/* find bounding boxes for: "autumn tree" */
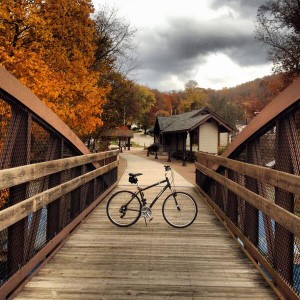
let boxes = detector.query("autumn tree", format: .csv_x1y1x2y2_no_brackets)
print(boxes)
0,0,108,137
256,0,300,76
99,71,140,129
151,90,172,116
42,0,109,137
0,0,59,98
169,90,184,114
181,80,208,112
208,93,243,126
136,85,156,133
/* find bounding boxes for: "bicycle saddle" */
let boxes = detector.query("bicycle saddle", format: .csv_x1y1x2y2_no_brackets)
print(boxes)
128,173,143,177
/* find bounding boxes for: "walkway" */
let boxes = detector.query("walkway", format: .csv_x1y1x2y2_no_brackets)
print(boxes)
15,153,276,299
131,132,154,147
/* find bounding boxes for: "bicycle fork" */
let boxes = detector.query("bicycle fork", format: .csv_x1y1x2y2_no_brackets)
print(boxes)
172,193,181,211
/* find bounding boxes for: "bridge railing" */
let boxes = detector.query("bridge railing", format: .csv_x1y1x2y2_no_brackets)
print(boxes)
196,94,300,299
0,150,119,299
0,68,119,298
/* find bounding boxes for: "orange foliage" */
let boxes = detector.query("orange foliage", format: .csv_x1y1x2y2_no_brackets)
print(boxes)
0,189,9,210
0,100,11,153
0,0,108,137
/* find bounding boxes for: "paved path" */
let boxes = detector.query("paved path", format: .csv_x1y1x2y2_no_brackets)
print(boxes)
15,154,277,299
131,132,154,147
118,153,193,187
126,148,197,186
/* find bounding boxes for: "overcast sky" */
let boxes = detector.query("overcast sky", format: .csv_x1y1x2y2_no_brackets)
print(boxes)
92,0,271,91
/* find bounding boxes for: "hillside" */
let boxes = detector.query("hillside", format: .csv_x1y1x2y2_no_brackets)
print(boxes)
150,73,294,127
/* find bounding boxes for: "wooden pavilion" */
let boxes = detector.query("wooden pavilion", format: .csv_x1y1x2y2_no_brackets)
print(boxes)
101,128,134,152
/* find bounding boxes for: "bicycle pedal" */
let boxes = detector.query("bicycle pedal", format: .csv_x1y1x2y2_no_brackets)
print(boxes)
149,217,153,222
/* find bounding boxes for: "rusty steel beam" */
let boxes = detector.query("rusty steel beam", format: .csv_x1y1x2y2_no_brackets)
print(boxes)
222,78,300,161
0,67,90,156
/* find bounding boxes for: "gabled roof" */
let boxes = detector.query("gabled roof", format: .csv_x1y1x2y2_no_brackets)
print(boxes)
156,107,235,134
157,114,179,131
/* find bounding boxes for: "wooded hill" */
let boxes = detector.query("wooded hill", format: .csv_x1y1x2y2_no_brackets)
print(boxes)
149,73,293,128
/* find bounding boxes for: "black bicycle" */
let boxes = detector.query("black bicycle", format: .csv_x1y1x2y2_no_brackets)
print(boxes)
106,165,198,228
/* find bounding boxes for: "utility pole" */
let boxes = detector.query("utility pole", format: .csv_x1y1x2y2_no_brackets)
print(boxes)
123,106,126,127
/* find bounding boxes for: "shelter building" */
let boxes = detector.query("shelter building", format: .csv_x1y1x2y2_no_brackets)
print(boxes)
153,107,235,160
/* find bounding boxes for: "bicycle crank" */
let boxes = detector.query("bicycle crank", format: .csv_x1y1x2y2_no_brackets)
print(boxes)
141,206,153,225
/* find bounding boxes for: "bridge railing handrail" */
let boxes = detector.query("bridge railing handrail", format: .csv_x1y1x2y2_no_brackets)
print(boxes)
197,152,300,195
0,150,119,299
196,153,300,237
0,67,121,299
0,149,119,190
0,155,119,232
196,151,300,300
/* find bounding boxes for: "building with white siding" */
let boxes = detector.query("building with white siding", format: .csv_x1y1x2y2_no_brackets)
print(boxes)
153,107,235,161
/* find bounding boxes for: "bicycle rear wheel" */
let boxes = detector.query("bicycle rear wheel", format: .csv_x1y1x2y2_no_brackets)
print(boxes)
162,192,198,228
106,190,141,227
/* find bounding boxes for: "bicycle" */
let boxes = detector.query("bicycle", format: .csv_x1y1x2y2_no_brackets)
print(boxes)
106,165,198,228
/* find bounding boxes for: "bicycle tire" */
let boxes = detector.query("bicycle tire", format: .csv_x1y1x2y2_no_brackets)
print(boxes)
106,190,142,227
162,192,198,228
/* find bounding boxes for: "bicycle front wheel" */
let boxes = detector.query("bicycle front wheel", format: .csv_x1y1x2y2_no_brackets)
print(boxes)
162,192,198,228
106,191,141,227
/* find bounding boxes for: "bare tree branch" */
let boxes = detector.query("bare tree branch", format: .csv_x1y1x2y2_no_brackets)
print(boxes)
255,0,300,75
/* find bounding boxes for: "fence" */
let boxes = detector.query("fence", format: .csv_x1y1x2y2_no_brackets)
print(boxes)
196,78,300,299
0,67,119,299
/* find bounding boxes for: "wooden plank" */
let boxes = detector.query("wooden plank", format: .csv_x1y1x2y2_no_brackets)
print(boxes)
195,162,300,238
0,150,119,190
14,186,277,300
0,183,116,300
196,152,300,195
196,185,297,300
0,161,118,231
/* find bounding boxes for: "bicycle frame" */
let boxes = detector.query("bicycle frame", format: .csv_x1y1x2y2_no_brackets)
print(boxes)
125,175,172,209
107,167,197,228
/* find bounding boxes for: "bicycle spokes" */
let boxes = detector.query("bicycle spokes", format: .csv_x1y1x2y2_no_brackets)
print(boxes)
163,192,198,228
106,191,142,227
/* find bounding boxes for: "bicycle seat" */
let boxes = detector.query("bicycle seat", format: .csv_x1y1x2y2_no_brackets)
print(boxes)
128,173,143,177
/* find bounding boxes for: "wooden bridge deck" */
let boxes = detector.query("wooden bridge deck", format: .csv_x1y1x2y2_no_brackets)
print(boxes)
14,155,277,299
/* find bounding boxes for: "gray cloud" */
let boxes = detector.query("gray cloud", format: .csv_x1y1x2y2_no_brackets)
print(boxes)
131,0,271,90
137,16,268,74
210,0,266,16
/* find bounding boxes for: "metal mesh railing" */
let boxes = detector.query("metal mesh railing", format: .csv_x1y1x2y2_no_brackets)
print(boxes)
0,88,119,298
196,101,300,299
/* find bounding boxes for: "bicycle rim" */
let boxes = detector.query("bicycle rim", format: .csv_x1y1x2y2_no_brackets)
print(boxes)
106,191,141,227
162,192,198,228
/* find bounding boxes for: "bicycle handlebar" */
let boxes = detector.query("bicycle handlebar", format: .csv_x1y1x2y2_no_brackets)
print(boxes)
164,165,171,171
